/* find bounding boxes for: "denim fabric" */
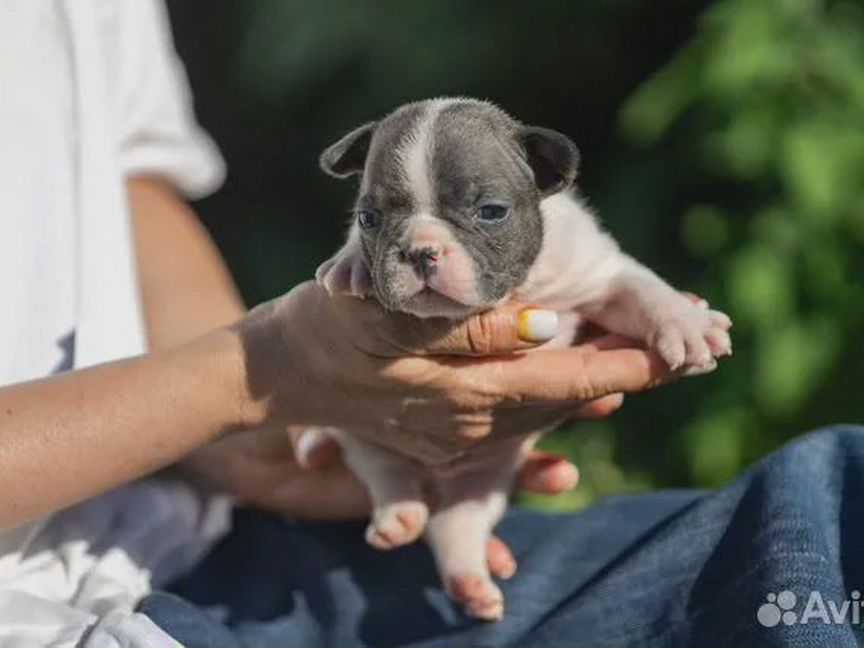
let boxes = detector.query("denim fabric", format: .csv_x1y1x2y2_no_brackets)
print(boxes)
141,426,864,647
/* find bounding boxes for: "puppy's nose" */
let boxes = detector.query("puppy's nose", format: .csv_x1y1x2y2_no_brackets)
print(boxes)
398,244,441,278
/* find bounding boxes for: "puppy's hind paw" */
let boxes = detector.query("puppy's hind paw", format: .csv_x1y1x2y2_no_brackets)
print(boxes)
447,574,505,622
365,501,429,550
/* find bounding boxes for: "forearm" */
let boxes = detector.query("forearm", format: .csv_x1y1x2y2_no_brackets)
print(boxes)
130,176,245,350
0,328,248,530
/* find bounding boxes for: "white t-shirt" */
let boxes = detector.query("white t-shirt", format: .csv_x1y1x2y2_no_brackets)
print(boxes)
0,1,230,645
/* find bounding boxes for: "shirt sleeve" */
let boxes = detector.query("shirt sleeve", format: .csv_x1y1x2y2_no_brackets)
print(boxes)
101,0,226,199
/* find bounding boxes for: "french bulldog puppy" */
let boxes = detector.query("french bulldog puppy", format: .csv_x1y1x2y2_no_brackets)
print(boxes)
313,98,732,621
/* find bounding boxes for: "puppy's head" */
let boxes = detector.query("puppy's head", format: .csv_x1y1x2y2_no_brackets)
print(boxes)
320,98,579,318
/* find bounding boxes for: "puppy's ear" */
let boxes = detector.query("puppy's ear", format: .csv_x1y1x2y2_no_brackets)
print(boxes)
517,126,580,196
319,121,378,179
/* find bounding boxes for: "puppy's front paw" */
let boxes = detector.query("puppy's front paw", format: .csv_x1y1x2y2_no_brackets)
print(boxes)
447,573,504,621
365,501,429,550
650,301,732,372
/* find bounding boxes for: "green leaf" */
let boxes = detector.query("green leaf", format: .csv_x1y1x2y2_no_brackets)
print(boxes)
754,318,841,417
683,205,731,257
781,123,864,219
619,42,705,146
683,408,753,486
728,246,795,328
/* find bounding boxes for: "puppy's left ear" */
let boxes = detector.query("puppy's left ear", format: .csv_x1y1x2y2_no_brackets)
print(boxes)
517,126,580,196
320,121,378,179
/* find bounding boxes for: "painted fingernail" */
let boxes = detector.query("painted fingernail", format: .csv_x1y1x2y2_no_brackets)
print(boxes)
697,299,710,310
517,309,559,342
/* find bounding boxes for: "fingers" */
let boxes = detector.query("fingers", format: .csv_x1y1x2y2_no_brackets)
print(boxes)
350,297,561,357
266,468,371,519
421,305,562,356
486,536,517,579
575,334,638,353
573,393,624,419
484,345,676,405
517,451,579,493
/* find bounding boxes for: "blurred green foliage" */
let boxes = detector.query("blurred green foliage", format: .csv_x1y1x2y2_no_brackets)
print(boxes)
168,0,863,507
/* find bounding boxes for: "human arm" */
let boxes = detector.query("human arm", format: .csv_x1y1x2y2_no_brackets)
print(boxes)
127,174,598,514
0,328,246,530
130,176,245,349
0,274,675,531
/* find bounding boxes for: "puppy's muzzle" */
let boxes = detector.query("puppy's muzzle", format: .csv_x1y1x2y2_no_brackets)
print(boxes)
399,244,441,280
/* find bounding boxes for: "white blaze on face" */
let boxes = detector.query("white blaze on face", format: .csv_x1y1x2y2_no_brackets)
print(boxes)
398,99,450,212
393,100,483,308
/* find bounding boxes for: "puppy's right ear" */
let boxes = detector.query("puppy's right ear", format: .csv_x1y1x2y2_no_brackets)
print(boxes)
319,121,378,179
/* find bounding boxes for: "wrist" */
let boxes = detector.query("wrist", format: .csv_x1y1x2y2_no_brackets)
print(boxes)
224,298,313,430
176,326,260,436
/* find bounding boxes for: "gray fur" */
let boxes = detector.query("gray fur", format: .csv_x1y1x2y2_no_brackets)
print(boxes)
320,98,580,312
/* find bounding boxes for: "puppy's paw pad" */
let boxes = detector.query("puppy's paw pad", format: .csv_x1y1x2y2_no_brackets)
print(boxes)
365,502,428,550
447,574,504,622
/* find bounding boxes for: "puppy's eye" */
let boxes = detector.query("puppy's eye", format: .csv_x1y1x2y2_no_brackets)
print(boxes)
356,209,381,229
476,204,510,222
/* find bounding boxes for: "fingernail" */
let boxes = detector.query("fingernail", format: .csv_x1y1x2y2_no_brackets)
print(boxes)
498,559,517,580
556,463,580,491
697,299,710,310
517,309,559,342
526,460,579,493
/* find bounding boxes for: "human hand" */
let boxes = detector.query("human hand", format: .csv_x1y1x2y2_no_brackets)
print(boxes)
181,394,621,577
232,281,677,465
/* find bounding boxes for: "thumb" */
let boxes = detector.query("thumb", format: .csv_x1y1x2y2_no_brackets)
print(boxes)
414,305,560,356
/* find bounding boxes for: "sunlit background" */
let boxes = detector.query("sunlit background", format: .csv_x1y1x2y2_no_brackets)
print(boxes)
167,0,864,508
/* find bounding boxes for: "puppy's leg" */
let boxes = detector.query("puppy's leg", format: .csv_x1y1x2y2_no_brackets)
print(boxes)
581,256,732,372
336,432,429,550
426,491,509,621
425,439,529,621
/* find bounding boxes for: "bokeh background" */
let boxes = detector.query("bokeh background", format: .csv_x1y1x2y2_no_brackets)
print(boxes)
167,0,864,508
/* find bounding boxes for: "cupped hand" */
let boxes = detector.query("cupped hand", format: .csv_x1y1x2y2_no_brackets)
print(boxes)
181,392,622,577
233,281,677,465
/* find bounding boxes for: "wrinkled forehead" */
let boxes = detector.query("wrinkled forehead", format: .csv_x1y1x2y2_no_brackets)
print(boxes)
360,100,532,211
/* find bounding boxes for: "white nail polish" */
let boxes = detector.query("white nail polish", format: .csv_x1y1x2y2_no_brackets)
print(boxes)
697,299,710,310
517,309,559,342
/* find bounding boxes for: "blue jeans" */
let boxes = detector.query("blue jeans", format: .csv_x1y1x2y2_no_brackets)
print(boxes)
140,426,864,647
